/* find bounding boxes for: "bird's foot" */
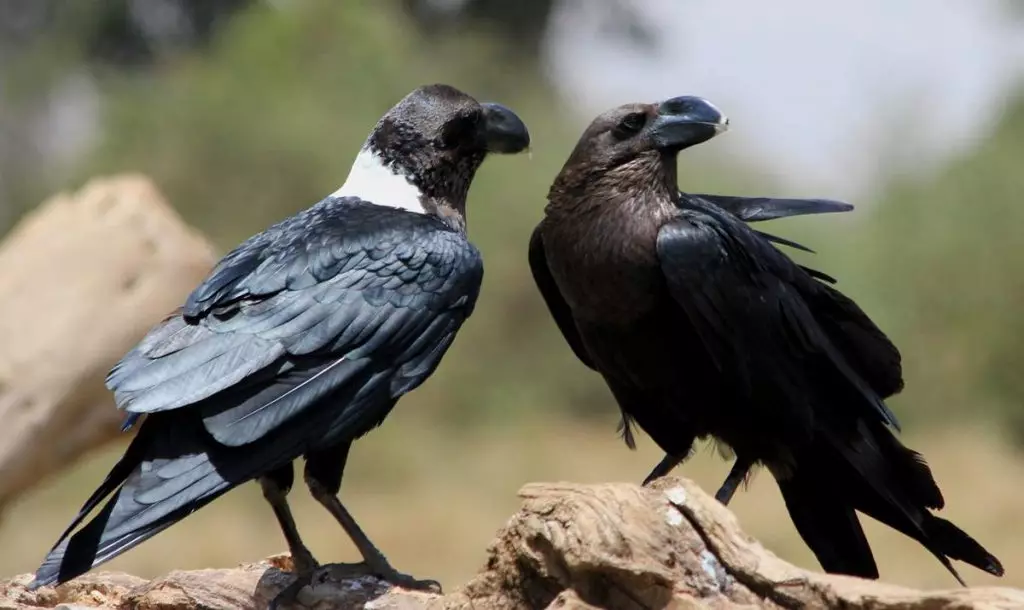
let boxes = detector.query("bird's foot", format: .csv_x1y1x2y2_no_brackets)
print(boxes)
268,577,310,610
375,567,442,593
269,574,318,610
267,555,320,610
362,554,442,593
268,560,439,608
290,548,319,575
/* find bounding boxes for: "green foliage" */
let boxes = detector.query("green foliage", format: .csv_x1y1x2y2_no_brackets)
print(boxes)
852,93,1024,437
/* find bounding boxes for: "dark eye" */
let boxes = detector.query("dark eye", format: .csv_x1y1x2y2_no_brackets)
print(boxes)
613,112,647,139
440,113,482,149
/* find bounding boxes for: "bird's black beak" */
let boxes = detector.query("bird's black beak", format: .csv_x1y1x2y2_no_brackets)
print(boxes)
480,103,531,154
649,96,728,152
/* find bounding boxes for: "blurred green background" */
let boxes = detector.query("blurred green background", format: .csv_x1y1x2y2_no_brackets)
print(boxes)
1,0,1022,593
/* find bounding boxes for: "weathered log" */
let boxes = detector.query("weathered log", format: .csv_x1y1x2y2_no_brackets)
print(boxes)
0,175,216,512
4,476,1021,609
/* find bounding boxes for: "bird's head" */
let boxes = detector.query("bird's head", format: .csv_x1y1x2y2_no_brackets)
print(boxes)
549,96,727,204
334,84,530,228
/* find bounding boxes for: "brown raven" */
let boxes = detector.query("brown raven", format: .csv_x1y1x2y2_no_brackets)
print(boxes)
529,95,1002,583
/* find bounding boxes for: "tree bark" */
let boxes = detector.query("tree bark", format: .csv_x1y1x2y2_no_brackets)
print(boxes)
0,174,216,512
4,477,1021,609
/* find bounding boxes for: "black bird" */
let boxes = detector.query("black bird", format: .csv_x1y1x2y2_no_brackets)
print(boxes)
529,95,1002,583
30,84,530,599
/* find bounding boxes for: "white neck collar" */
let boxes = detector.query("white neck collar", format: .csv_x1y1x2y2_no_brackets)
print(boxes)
331,148,425,214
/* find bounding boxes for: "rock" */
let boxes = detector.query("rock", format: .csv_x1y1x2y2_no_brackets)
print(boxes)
4,477,1021,609
0,175,217,512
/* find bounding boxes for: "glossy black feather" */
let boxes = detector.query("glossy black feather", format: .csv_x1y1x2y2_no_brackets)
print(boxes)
655,210,901,431
807,283,904,397
690,193,853,222
111,199,480,434
777,473,878,578
753,229,815,253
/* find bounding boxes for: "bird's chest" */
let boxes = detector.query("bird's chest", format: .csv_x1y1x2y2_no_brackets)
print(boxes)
543,212,666,322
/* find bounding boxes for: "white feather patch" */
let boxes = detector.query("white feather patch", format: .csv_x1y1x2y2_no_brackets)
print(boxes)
332,148,425,214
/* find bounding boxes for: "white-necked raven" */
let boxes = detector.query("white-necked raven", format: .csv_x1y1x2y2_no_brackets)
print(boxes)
30,84,530,601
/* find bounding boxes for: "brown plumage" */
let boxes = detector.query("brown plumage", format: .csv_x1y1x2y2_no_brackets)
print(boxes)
530,95,1003,584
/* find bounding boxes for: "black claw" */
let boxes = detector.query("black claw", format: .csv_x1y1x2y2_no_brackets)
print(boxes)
388,574,442,593
366,562,442,593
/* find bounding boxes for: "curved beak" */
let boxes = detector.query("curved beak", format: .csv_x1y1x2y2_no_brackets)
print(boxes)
481,102,531,154
649,95,729,152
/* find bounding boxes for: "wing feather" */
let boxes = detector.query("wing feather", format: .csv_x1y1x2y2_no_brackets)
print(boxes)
656,211,899,431
688,193,853,222
528,224,597,370
106,198,483,446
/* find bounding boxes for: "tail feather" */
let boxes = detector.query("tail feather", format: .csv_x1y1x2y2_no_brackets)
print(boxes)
833,424,1004,581
874,429,943,510
46,427,152,551
924,514,1004,578
32,490,190,589
776,474,878,579
785,422,1003,584
29,414,233,589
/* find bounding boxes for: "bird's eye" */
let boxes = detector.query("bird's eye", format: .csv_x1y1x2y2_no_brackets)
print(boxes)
613,112,647,139
440,113,482,150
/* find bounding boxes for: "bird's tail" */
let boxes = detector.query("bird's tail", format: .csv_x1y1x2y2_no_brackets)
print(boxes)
777,471,878,579
778,422,1003,583
29,413,234,589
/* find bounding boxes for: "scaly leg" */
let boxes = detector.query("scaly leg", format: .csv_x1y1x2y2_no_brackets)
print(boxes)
714,456,753,505
305,443,441,592
260,465,321,609
642,453,685,486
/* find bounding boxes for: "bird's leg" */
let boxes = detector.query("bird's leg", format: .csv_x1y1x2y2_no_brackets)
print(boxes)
261,466,319,573
304,444,441,593
642,453,685,486
642,440,697,486
260,465,322,610
306,482,441,592
714,456,753,505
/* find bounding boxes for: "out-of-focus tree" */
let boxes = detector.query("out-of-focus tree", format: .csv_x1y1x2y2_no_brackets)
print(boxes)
399,0,656,64
0,0,255,68
0,0,258,234
856,93,1024,439
85,0,256,68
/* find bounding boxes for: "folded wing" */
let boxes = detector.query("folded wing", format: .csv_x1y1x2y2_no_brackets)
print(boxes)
108,198,483,447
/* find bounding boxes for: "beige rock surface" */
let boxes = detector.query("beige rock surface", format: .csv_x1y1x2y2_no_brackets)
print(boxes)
4,477,1021,610
0,175,217,511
